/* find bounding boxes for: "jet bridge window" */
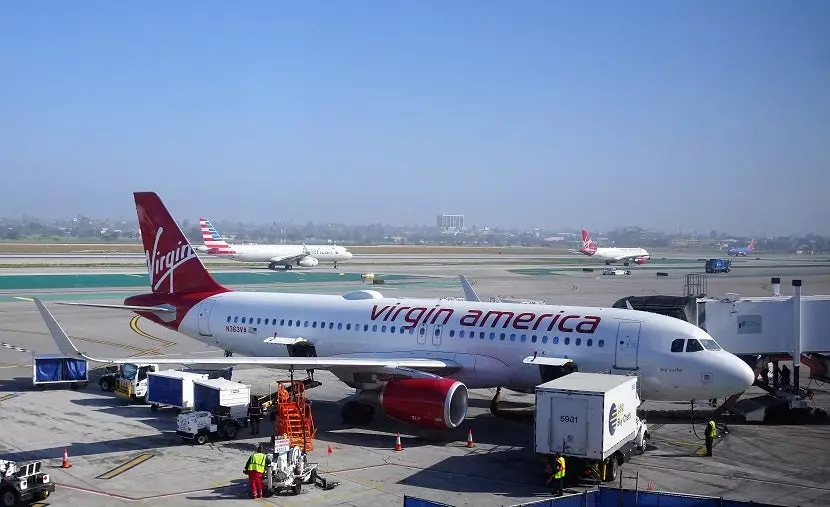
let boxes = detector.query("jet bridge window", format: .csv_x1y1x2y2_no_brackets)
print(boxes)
671,339,685,352
686,339,704,352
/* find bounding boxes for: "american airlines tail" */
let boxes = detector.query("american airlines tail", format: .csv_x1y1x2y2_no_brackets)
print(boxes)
199,217,236,254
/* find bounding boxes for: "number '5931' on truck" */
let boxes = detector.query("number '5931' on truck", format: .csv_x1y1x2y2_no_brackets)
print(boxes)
534,372,648,483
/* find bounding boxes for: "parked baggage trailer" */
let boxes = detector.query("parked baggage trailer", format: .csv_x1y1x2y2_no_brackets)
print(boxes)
32,354,88,389
146,370,209,412
535,373,648,482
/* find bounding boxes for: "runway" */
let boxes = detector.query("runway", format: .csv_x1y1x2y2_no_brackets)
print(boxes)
0,253,829,506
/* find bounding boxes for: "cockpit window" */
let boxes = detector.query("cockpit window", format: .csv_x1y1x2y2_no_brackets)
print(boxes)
671,339,685,352
700,339,722,351
686,339,704,352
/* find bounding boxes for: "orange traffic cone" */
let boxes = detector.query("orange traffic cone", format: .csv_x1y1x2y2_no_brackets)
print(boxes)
61,448,71,468
466,429,474,448
394,432,403,451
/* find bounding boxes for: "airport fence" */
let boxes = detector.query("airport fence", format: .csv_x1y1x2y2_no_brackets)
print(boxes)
404,488,786,507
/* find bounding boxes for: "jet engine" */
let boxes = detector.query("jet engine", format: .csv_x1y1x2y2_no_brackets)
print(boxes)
361,378,469,430
634,257,648,265
297,256,319,267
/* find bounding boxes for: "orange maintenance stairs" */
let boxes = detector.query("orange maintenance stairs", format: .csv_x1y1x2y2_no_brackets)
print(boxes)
271,380,316,452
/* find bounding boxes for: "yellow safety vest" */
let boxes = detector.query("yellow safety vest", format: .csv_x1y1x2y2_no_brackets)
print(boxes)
246,452,267,473
554,457,566,479
706,421,717,438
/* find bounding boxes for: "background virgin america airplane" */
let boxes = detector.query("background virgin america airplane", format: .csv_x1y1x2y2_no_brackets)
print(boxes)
573,228,651,266
195,217,353,269
37,192,754,432
728,239,755,257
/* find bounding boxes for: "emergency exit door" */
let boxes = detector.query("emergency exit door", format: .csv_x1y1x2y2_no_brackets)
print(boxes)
198,299,216,336
614,321,641,370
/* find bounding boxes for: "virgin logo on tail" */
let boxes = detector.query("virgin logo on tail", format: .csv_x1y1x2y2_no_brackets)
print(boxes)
580,228,597,255
146,226,198,293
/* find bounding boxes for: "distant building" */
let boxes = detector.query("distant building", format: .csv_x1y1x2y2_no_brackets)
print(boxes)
437,214,465,232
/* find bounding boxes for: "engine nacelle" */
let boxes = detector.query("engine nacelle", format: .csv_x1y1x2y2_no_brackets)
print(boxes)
364,378,469,430
297,256,319,267
634,257,647,265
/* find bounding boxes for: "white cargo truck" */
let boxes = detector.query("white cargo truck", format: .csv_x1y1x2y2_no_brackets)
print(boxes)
535,372,648,482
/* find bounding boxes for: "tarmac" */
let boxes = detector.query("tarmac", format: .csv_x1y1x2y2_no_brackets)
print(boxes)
1,252,829,507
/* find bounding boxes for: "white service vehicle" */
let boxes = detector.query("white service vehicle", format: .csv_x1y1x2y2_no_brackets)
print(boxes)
0,459,54,507
535,372,648,482
176,410,246,444
264,438,319,496
602,268,631,276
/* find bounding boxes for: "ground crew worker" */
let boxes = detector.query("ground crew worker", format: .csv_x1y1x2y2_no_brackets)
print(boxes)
705,420,717,456
244,444,270,499
248,395,263,435
546,453,565,496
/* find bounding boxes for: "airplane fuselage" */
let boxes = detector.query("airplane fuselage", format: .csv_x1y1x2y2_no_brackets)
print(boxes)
207,244,351,264
587,247,650,263
167,291,753,402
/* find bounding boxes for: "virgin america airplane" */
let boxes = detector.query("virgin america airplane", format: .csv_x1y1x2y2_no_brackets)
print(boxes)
36,192,754,431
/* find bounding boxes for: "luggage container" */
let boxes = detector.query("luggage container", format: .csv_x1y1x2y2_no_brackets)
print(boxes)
32,354,88,389
146,370,209,412
193,378,251,419
535,372,648,482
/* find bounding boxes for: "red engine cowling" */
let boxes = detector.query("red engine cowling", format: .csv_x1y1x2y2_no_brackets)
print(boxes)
634,257,647,264
379,378,469,430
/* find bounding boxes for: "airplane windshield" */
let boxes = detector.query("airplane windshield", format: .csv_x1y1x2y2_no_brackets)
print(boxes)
700,339,722,351
120,363,138,380
686,339,704,352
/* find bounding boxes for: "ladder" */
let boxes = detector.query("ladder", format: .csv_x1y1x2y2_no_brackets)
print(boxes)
273,380,316,452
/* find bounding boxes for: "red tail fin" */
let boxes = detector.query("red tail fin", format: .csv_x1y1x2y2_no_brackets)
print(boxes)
579,228,597,254
134,192,226,295
748,239,755,251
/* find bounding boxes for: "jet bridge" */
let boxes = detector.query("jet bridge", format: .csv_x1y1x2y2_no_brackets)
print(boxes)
614,278,830,423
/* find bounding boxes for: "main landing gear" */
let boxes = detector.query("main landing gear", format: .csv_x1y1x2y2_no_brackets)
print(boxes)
341,400,375,426
268,262,292,270
333,261,338,269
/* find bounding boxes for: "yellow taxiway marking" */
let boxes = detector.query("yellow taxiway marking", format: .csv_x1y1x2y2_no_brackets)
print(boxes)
0,393,18,402
96,453,154,480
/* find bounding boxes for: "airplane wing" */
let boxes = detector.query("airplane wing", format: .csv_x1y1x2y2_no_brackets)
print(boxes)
268,253,312,264
34,299,458,376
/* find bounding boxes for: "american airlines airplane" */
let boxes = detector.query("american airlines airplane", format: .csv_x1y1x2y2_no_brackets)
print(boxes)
574,228,651,266
37,192,754,431
195,217,353,269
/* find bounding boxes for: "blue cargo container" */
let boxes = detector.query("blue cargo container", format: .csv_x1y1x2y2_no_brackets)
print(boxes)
146,370,209,411
32,354,88,388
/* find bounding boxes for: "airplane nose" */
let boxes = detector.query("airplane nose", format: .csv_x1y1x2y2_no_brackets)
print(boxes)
728,357,755,394
345,251,353,259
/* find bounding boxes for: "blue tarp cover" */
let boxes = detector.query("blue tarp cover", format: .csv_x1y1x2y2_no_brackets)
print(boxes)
35,357,87,382
147,375,184,406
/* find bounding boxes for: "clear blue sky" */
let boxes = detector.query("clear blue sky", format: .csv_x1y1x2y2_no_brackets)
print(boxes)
1,1,828,236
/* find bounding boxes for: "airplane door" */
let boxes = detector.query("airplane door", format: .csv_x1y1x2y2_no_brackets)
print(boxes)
614,321,641,370
431,324,443,347
416,324,427,345
198,299,216,337
416,324,443,347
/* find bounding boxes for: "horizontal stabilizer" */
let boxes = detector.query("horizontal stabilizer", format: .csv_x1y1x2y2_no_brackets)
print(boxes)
522,356,573,367
53,302,175,312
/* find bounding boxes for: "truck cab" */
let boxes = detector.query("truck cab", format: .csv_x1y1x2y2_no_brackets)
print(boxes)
99,363,159,401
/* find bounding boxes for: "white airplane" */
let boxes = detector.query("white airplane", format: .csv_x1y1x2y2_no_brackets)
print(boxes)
36,192,754,431
195,217,353,270
573,228,651,266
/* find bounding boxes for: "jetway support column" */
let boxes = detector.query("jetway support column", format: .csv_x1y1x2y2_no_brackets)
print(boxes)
792,280,802,392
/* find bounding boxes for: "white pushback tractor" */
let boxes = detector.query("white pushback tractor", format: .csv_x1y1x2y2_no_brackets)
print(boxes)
534,372,648,482
1,459,55,507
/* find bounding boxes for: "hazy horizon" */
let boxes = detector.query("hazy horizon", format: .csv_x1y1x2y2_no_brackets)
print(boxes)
2,1,828,236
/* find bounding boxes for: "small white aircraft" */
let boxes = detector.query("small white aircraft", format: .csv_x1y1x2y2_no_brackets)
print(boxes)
196,217,353,270
36,192,754,431
573,228,651,266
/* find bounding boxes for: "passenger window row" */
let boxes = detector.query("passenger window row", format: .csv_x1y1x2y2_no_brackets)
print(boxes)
224,315,605,347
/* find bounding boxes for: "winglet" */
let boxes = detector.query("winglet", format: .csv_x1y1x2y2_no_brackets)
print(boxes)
33,298,86,360
458,276,481,302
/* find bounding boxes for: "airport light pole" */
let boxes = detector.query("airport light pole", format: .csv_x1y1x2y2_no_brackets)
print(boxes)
792,280,802,392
